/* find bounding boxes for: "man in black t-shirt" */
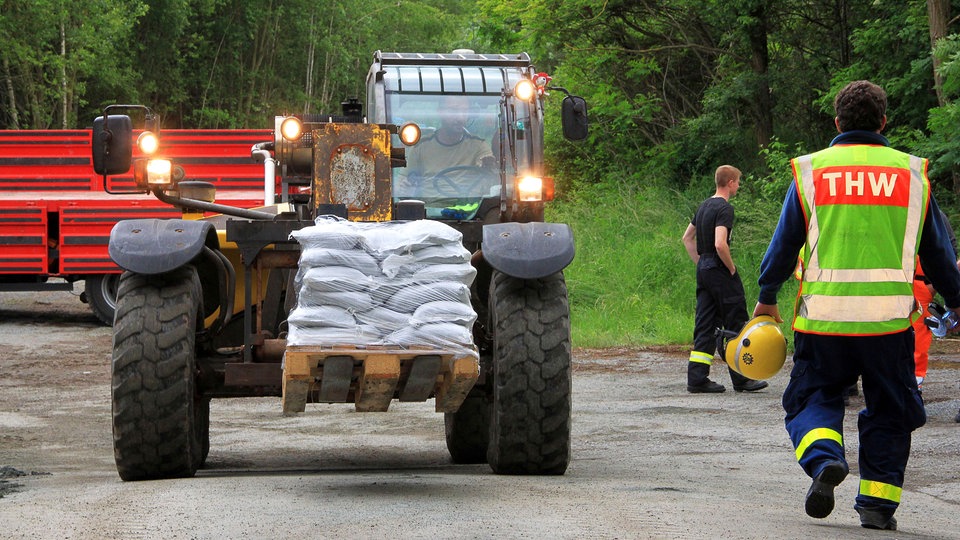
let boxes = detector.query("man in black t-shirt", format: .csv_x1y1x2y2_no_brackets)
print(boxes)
681,165,768,393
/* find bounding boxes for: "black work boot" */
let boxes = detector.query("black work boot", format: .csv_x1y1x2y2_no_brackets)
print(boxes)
856,505,898,531
688,379,726,393
734,379,769,392
805,460,849,519
687,362,724,393
728,367,768,392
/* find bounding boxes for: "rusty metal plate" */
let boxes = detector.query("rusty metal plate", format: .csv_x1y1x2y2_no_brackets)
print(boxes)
330,145,375,211
313,123,393,221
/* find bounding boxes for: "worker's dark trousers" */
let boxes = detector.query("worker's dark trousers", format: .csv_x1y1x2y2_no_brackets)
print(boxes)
783,330,926,516
690,256,750,387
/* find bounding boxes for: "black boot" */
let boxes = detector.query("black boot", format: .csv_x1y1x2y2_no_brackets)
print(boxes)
729,366,768,392
734,379,769,392
687,361,725,393
805,460,848,519
855,505,897,530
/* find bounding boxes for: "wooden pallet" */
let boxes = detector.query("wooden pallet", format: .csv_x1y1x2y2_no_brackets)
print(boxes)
282,345,479,414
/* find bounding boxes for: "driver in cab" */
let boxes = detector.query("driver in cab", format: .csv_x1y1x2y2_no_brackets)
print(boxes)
404,95,495,201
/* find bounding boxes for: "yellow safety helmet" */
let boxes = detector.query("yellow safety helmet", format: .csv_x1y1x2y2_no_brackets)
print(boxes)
724,315,787,380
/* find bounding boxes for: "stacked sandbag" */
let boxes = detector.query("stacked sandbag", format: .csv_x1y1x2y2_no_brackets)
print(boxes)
288,216,478,359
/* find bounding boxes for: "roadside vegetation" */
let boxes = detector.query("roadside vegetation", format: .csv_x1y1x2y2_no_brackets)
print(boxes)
3,0,959,347
551,141,801,347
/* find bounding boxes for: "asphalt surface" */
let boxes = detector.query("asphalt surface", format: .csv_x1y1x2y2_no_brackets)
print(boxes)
1,286,959,539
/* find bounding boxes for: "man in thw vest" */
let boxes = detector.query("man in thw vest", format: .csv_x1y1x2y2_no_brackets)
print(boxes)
753,80,960,531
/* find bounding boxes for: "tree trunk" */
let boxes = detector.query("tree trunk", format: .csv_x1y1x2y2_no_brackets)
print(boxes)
745,2,773,149
927,0,950,106
835,0,851,66
304,12,316,115
319,12,335,109
2,56,19,129
926,0,960,194
61,19,68,129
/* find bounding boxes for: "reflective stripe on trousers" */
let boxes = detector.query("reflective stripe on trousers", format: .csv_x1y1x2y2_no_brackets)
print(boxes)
689,350,712,366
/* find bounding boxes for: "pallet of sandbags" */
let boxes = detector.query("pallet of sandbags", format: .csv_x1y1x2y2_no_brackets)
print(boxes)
282,217,480,413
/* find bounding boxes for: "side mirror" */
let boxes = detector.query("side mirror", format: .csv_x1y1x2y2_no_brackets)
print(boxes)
561,95,588,142
92,114,133,175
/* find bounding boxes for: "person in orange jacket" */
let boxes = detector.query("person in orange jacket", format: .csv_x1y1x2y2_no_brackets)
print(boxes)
912,210,959,391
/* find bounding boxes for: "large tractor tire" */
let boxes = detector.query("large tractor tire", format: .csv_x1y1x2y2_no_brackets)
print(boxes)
111,266,204,481
444,393,490,464
487,270,572,475
83,274,120,325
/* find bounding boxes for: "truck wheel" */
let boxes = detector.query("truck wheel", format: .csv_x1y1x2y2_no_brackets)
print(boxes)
487,270,571,475
84,274,119,325
111,266,203,481
444,393,490,464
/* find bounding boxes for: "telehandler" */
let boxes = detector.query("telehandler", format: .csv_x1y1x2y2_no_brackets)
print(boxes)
97,50,588,481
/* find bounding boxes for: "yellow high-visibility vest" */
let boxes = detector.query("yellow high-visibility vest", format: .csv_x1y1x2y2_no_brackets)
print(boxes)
792,144,929,335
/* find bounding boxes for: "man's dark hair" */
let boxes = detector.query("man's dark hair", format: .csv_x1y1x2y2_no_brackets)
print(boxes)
834,80,887,132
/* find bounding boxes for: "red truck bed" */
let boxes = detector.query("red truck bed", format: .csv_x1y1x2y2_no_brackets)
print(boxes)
0,128,273,276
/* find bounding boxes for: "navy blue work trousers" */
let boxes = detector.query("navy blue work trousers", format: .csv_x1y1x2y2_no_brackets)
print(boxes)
783,330,926,514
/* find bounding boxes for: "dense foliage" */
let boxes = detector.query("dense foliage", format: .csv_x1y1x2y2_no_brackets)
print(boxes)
0,0,475,129
3,0,959,345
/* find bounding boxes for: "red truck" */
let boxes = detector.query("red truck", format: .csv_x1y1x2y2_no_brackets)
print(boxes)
0,128,272,323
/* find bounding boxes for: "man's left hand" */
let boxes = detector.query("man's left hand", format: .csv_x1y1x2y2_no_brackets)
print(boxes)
753,302,783,323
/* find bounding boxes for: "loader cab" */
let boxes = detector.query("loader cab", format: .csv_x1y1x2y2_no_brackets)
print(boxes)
367,51,543,221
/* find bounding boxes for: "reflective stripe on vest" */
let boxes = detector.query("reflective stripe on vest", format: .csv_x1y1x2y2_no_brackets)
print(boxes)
793,146,928,335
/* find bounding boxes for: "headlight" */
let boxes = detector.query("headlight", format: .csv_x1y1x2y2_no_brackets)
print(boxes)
134,158,173,189
146,159,173,185
516,175,555,202
517,176,543,201
399,122,421,146
137,131,160,155
147,159,173,186
514,79,537,102
280,117,303,141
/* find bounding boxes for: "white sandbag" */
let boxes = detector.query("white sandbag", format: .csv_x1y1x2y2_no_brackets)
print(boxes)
362,219,463,253
287,305,357,328
384,282,471,313
298,290,375,311
367,281,407,305
411,301,477,327
299,265,372,292
291,219,365,250
287,323,382,346
355,306,411,332
298,248,381,276
383,323,474,350
381,244,471,277
411,263,477,286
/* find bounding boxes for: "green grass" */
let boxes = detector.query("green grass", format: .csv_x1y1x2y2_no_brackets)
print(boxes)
551,180,798,349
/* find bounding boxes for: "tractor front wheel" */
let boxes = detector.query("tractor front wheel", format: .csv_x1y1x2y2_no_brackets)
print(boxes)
487,270,571,475
111,266,204,481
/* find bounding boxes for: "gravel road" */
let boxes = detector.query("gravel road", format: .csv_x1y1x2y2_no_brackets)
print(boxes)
1,285,959,539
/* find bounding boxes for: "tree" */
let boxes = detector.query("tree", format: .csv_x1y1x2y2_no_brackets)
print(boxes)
928,0,951,106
